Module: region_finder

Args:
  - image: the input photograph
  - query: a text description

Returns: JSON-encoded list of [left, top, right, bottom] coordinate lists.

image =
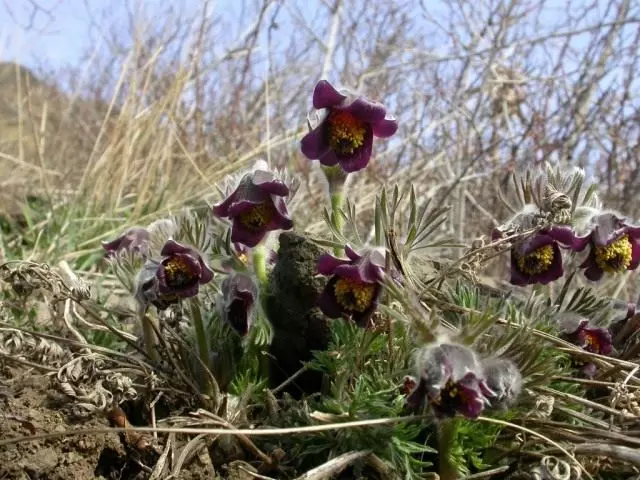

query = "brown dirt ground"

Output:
[[0, 366, 214, 480]]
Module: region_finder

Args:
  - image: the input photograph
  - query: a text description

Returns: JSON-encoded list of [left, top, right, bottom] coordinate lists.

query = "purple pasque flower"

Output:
[[220, 272, 258, 336], [563, 318, 613, 356], [560, 315, 613, 377], [482, 357, 522, 410], [213, 169, 293, 248], [493, 226, 581, 286], [406, 343, 494, 419], [316, 246, 385, 328], [573, 212, 640, 281], [134, 260, 179, 311], [102, 227, 150, 258], [156, 239, 214, 299], [300, 80, 398, 173]]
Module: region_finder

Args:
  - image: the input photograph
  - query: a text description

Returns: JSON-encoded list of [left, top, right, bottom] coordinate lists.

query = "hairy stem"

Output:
[[331, 191, 345, 256], [189, 298, 216, 401], [138, 305, 159, 362], [253, 244, 268, 286], [438, 419, 459, 480]]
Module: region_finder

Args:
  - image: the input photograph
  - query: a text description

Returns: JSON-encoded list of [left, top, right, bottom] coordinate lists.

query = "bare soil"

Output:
[[0, 366, 217, 480]]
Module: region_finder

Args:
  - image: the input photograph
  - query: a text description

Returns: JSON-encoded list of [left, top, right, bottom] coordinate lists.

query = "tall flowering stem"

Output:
[[252, 244, 269, 286], [138, 304, 159, 363], [330, 191, 345, 256], [189, 298, 217, 402], [437, 419, 459, 480]]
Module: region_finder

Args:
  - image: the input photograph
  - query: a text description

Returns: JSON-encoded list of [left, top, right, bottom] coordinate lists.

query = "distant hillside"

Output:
[[0, 62, 111, 215]]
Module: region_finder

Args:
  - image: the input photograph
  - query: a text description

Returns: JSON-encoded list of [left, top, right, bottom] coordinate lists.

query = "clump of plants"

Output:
[[2, 79, 640, 479]]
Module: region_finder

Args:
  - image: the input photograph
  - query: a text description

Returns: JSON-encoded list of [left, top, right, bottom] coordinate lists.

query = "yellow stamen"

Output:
[[515, 244, 555, 275], [164, 257, 196, 287], [238, 203, 274, 231], [333, 277, 376, 312], [594, 234, 632, 273], [327, 110, 367, 155]]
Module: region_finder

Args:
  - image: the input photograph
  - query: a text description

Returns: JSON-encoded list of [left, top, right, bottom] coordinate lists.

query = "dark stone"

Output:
[[264, 232, 331, 398]]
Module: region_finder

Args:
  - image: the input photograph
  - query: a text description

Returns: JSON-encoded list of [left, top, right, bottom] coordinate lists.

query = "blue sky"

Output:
[[1, 0, 599, 71], [0, 1, 214, 68]]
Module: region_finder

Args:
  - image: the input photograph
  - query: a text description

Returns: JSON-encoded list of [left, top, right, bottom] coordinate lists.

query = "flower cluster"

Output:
[[494, 209, 640, 286], [405, 343, 522, 419]]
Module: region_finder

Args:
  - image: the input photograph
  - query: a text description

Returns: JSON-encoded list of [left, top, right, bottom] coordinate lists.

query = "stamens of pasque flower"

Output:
[[333, 278, 376, 312], [164, 257, 196, 287], [595, 234, 632, 273], [516, 244, 555, 275], [239, 203, 275, 231], [327, 110, 367, 155]]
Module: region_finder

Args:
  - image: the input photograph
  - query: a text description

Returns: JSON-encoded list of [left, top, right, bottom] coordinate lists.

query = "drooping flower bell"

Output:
[[220, 272, 258, 336], [102, 227, 150, 258], [300, 80, 398, 173], [406, 343, 494, 419], [134, 240, 214, 310], [574, 212, 640, 281], [316, 246, 385, 328], [482, 357, 523, 410], [559, 314, 613, 377], [493, 226, 581, 286], [213, 169, 293, 248]]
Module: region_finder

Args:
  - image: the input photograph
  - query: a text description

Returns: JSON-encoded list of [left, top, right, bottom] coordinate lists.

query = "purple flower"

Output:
[[574, 213, 640, 281], [300, 80, 398, 173], [316, 246, 385, 328], [134, 261, 179, 311], [213, 169, 293, 248], [482, 358, 522, 410], [560, 316, 613, 377], [220, 272, 258, 336], [406, 343, 494, 419], [102, 227, 150, 258], [494, 226, 581, 286], [156, 239, 214, 298]]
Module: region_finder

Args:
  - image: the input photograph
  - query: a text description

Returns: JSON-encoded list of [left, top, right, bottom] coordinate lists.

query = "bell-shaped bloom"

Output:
[[156, 239, 213, 298], [482, 358, 523, 410], [220, 272, 258, 336], [559, 315, 613, 377], [493, 226, 581, 286], [102, 227, 150, 258], [300, 80, 398, 173], [134, 260, 179, 311], [213, 169, 293, 248], [406, 343, 494, 419], [316, 246, 385, 328], [573, 212, 640, 281]]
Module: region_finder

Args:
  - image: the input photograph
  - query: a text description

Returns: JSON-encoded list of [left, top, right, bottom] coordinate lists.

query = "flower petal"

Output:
[[546, 226, 580, 248], [338, 130, 373, 173], [317, 279, 345, 318], [317, 253, 351, 275], [344, 246, 361, 261], [318, 148, 340, 167], [213, 185, 241, 218], [301, 125, 331, 160], [231, 220, 267, 248], [313, 80, 347, 109], [252, 170, 290, 197], [372, 115, 398, 138], [161, 239, 191, 257], [346, 97, 386, 124], [269, 197, 294, 231], [629, 237, 640, 270], [584, 263, 604, 282]]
